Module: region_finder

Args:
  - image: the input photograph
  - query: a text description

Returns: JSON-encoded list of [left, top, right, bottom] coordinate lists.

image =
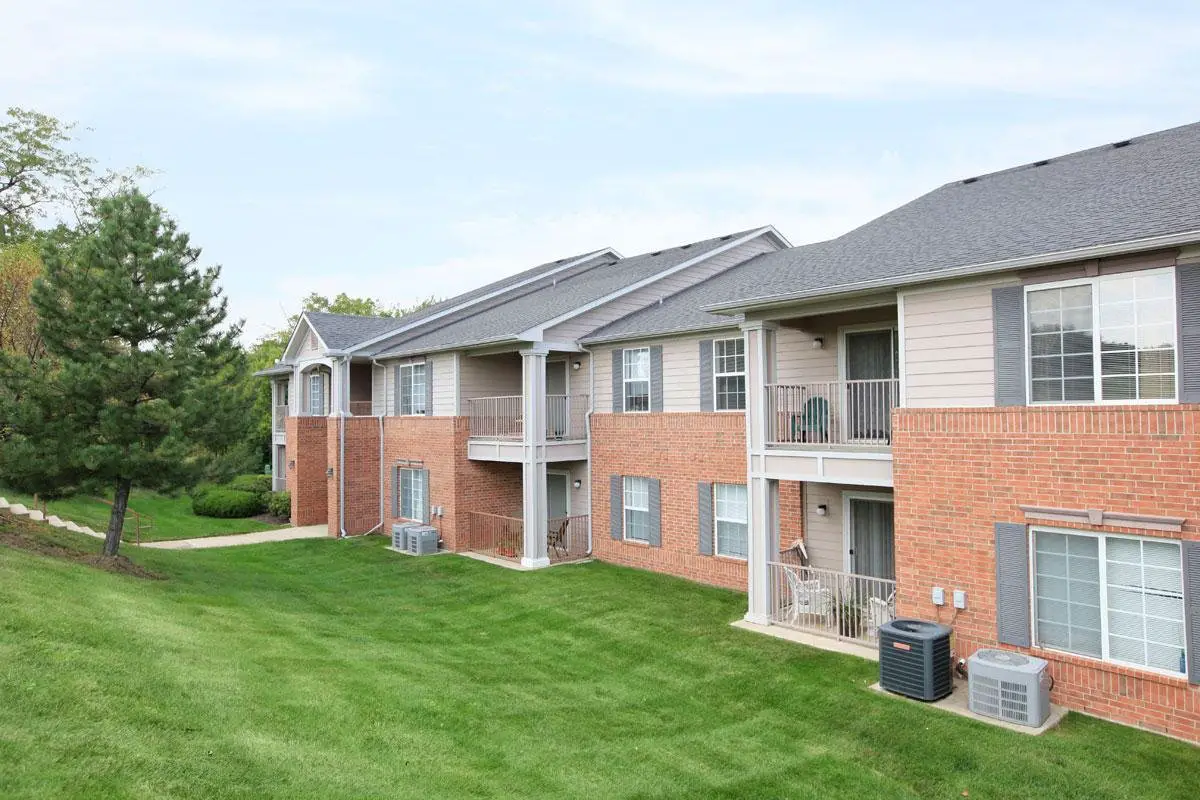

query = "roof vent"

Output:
[[680, 243, 692, 250], [650, 251, 662, 256], [555, 258, 564, 264], [1112, 139, 1131, 148], [962, 176, 979, 184], [1032, 159, 1049, 167], [720, 235, 733, 241]]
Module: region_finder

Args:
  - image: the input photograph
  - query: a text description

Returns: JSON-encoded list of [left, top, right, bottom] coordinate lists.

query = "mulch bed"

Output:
[[0, 518, 164, 579], [252, 513, 290, 525]]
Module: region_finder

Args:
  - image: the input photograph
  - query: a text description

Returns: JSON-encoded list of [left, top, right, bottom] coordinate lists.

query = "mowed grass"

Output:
[[0, 522, 1196, 799], [0, 485, 284, 541]]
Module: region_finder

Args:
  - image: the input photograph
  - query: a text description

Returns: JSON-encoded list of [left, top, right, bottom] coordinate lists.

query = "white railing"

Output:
[[467, 396, 523, 439], [766, 379, 899, 447], [546, 394, 589, 440], [273, 404, 288, 433], [767, 562, 897, 648]]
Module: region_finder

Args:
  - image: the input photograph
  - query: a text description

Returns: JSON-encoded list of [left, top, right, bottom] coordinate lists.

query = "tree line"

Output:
[[0, 108, 435, 556]]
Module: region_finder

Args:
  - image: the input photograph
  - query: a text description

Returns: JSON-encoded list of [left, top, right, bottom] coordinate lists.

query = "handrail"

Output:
[[765, 378, 899, 447]]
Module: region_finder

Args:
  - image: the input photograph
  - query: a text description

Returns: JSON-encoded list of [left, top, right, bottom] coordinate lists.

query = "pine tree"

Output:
[[0, 191, 248, 556]]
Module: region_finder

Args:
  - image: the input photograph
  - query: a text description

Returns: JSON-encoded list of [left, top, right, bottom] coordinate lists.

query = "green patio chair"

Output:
[[792, 396, 830, 443]]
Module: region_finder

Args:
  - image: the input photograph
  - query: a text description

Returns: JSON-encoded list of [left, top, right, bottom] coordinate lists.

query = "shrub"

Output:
[[266, 491, 291, 519], [227, 474, 272, 495], [192, 488, 264, 519]]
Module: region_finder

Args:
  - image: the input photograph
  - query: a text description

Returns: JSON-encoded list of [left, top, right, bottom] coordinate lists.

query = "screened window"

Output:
[[308, 372, 325, 415], [1033, 529, 1186, 675], [399, 363, 427, 416], [623, 476, 650, 542], [623, 348, 650, 412], [713, 338, 746, 411], [1027, 270, 1176, 403], [714, 483, 748, 559], [399, 468, 428, 521]]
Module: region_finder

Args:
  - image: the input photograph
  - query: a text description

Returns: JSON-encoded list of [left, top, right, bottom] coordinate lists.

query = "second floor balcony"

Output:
[[766, 379, 899, 449], [466, 394, 590, 462]]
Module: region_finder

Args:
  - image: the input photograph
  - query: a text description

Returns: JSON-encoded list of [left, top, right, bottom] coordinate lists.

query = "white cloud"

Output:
[[561, 1, 1200, 100], [1, 0, 376, 116]]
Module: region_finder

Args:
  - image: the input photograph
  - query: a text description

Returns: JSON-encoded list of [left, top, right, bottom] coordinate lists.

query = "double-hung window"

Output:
[[398, 363, 427, 416], [1027, 269, 1177, 403], [713, 338, 746, 411], [713, 483, 748, 558], [623, 476, 650, 542], [398, 468, 428, 521], [1033, 529, 1186, 675], [623, 348, 650, 412], [308, 372, 325, 415]]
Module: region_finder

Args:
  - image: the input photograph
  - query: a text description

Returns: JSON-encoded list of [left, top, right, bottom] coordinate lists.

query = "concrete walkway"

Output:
[[140, 525, 329, 550]]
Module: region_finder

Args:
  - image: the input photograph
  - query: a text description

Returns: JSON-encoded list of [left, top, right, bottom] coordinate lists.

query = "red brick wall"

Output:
[[893, 406, 1200, 742], [590, 412, 749, 590], [286, 416, 328, 527], [326, 417, 383, 536], [779, 480, 804, 547]]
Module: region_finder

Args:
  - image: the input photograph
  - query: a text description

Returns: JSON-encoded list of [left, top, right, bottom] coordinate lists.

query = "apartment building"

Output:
[[261, 121, 1200, 741]]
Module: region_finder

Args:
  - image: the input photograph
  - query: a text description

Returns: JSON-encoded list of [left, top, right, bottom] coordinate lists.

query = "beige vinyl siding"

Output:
[[776, 326, 839, 384], [802, 483, 894, 571], [458, 352, 523, 401], [371, 363, 386, 416], [294, 322, 322, 359], [563, 460, 589, 517], [901, 275, 1018, 408], [379, 355, 438, 415], [546, 237, 779, 342], [593, 332, 740, 413], [431, 354, 456, 416]]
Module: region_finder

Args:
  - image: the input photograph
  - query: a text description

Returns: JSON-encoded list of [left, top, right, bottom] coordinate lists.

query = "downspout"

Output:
[[370, 358, 388, 536], [583, 346, 595, 556], [338, 359, 348, 537]]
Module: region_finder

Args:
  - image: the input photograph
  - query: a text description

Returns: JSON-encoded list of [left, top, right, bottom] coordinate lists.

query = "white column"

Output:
[[742, 321, 777, 624], [520, 347, 550, 568], [332, 357, 351, 416]]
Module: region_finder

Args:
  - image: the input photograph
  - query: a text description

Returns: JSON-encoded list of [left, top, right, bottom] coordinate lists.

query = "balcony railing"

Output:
[[767, 562, 896, 648], [467, 394, 590, 440], [273, 404, 288, 433], [349, 401, 375, 417], [766, 379, 899, 448], [463, 511, 590, 564]]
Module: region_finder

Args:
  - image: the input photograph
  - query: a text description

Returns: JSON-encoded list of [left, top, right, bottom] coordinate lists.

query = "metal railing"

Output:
[[273, 404, 288, 433], [463, 511, 524, 561], [546, 394, 589, 440], [547, 514, 589, 563], [766, 379, 899, 447], [467, 396, 523, 439], [767, 562, 897, 648]]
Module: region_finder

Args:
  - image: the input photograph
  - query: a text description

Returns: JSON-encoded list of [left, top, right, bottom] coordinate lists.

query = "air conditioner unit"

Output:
[[878, 619, 953, 701], [406, 526, 440, 556], [391, 523, 420, 552], [968, 649, 1051, 727]]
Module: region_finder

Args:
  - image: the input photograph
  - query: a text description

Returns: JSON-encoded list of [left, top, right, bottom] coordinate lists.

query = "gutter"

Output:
[[702, 228, 1200, 315]]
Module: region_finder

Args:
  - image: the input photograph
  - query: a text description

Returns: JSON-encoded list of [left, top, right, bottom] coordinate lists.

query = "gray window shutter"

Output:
[[650, 345, 664, 413], [611, 349, 623, 413], [1183, 540, 1200, 684], [391, 467, 400, 518], [699, 340, 714, 412], [423, 359, 433, 415], [1176, 265, 1200, 403], [420, 469, 431, 523], [648, 478, 662, 547], [995, 522, 1031, 647], [697, 481, 714, 555], [992, 286, 1026, 406], [609, 475, 623, 540], [394, 366, 403, 415]]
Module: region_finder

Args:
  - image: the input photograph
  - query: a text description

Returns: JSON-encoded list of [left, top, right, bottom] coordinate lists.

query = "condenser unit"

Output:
[[406, 526, 440, 555], [967, 649, 1051, 727], [391, 523, 420, 552], [878, 619, 953, 701]]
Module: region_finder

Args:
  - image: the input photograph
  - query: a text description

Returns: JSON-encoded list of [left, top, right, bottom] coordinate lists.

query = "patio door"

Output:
[[546, 361, 568, 438], [846, 496, 894, 580], [547, 473, 570, 519], [842, 328, 898, 442]]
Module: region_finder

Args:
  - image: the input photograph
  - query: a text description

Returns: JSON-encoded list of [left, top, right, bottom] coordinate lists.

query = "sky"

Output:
[[5, 0, 1200, 341]]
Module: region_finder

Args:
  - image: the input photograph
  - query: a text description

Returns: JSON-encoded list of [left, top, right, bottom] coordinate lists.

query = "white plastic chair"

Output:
[[782, 568, 833, 624]]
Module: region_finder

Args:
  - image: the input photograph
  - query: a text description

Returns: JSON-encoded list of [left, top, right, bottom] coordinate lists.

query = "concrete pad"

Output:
[[47, 516, 68, 528], [869, 679, 1069, 736], [65, 522, 83, 532], [27, 510, 44, 522], [8, 504, 28, 516], [140, 525, 330, 550], [0, 497, 9, 509], [732, 619, 879, 661]]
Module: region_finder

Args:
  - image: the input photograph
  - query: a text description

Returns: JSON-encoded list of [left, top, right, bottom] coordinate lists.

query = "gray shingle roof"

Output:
[[364, 228, 764, 356], [708, 119, 1200, 310], [304, 312, 404, 351]]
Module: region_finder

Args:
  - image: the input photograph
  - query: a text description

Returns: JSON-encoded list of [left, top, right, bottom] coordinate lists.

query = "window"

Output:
[[713, 338, 746, 411], [308, 372, 325, 415], [1033, 529, 1186, 675], [398, 363, 427, 416], [623, 476, 650, 542], [398, 468, 428, 521], [714, 483, 748, 558], [623, 348, 650, 412], [1027, 270, 1176, 403]]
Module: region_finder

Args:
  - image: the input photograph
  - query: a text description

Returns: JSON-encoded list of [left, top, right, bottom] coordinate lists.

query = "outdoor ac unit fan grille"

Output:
[[968, 675, 1031, 722], [967, 649, 1051, 728]]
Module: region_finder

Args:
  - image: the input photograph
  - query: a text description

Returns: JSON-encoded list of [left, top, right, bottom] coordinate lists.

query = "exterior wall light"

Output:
[[811, 337, 824, 349], [572, 361, 582, 370], [573, 479, 582, 489], [816, 504, 828, 516]]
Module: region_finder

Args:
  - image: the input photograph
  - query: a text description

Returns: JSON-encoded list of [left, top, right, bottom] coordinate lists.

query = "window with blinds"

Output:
[[714, 483, 748, 558], [623, 476, 650, 542]]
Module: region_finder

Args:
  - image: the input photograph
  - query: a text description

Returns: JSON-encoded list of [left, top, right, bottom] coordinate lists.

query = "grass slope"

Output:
[[0, 486, 284, 541], [0, 522, 1196, 799]]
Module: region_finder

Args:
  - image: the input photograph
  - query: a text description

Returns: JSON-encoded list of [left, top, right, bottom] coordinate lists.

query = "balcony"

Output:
[[273, 404, 288, 435], [349, 401, 375, 417], [466, 394, 590, 462], [462, 512, 589, 565], [766, 563, 896, 650]]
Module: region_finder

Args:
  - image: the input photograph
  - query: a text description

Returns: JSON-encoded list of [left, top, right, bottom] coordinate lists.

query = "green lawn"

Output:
[[0, 521, 1196, 799], [0, 485, 285, 542]]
